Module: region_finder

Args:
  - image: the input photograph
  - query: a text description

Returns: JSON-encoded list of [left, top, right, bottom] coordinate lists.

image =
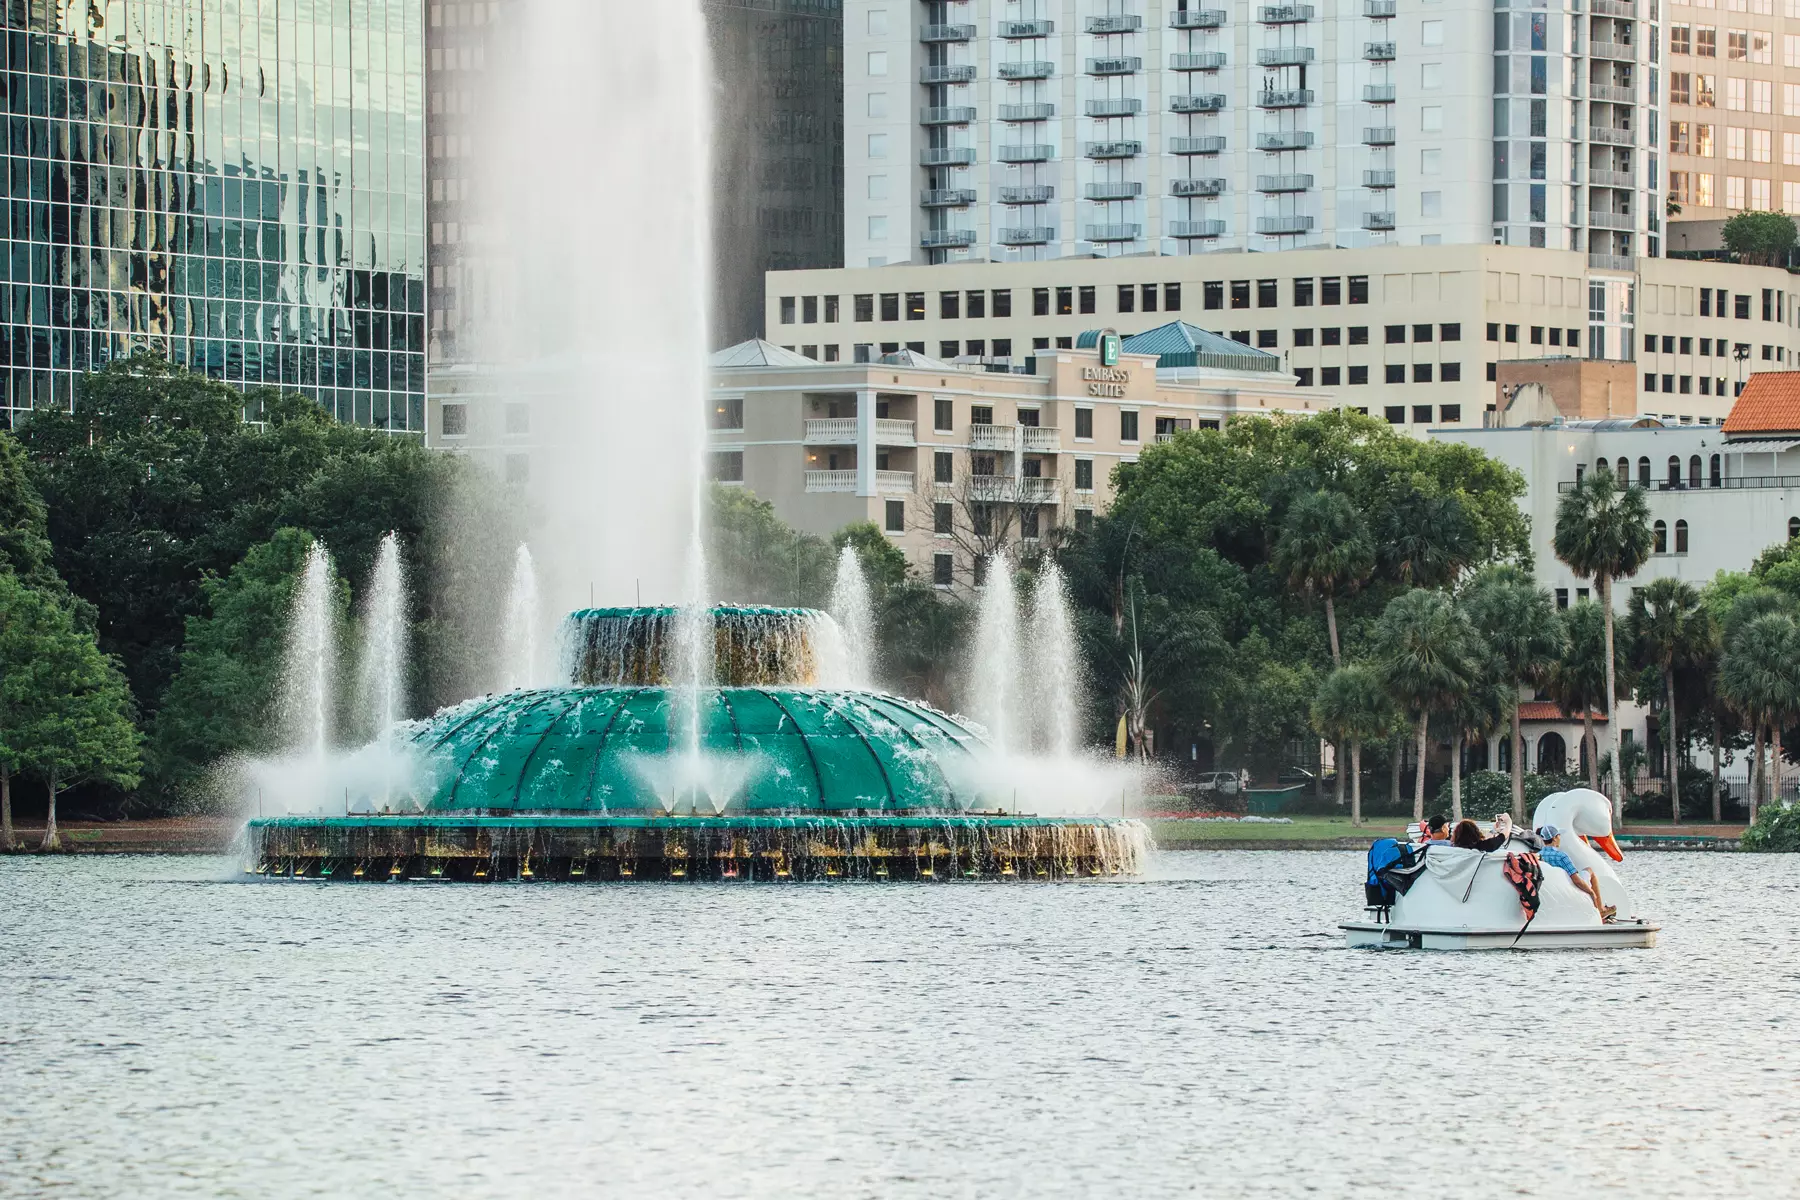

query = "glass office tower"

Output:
[[2, 0, 426, 430]]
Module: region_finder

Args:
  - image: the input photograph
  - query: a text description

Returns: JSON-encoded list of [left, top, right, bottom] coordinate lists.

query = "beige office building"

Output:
[[1663, 0, 1800, 242], [764, 243, 1800, 427]]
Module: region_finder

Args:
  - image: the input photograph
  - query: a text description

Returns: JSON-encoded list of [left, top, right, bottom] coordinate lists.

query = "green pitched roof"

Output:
[[1076, 321, 1283, 372]]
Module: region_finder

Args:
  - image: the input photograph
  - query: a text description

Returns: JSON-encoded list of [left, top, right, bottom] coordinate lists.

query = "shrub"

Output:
[[1721, 211, 1798, 266], [1741, 803, 1800, 851]]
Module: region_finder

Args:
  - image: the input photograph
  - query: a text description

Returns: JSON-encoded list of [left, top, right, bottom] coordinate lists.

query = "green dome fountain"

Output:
[[246, 606, 1147, 881]]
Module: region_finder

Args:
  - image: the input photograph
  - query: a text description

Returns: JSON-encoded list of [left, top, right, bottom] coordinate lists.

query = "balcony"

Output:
[[1258, 88, 1315, 108], [1171, 93, 1228, 113], [1363, 84, 1396, 103], [1589, 125, 1635, 146], [1086, 56, 1143, 75], [920, 229, 977, 248], [1087, 14, 1143, 33], [1362, 126, 1395, 145], [802, 419, 917, 446], [1592, 0, 1636, 14], [1365, 41, 1396, 59], [998, 226, 1056, 245], [1086, 223, 1143, 242], [920, 64, 977, 84], [1022, 426, 1063, 453], [1363, 211, 1396, 230], [921, 188, 977, 207], [805, 470, 856, 493], [971, 424, 1017, 451], [920, 146, 976, 166], [1256, 46, 1315, 66], [1087, 97, 1144, 117], [876, 471, 916, 496], [998, 19, 1054, 37], [1257, 215, 1314, 235], [1171, 177, 1227, 196], [968, 476, 1019, 503], [1257, 173, 1313, 192], [1171, 219, 1226, 238], [1589, 168, 1634, 187], [1086, 181, 1144, 201], [999, 184, 1056, 203], [920, 106, 977, 126], [920, 24, 976, 42], [1258, 130, 1315, 150], [1588, 251, 1636, 271], [1590, 83, 1635, 104], [1588, 210, 1635, 230], [1364, 0, 1396, 15], [1590, 41, 1636, 62], [1170, 51, 1228, 70], [1258, 4, 1315, 22], [1363, 169, 1395, 188], [997, 60, 1054, 80], [1172, 135, 1228, 154], [997, 143, 1056, 163], [1171, 9, 1228, 28], [1018, 477, 1064, 505], [1086, 140, 1144, 158], [999, 102, 1056, 121]]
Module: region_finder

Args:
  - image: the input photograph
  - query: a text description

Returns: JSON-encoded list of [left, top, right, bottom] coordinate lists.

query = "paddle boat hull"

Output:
[[1342, 919, 1658, 951]]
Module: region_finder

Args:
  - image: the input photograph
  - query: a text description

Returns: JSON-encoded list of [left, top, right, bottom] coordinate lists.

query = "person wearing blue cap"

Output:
[[1537, 824, 1612, 920]]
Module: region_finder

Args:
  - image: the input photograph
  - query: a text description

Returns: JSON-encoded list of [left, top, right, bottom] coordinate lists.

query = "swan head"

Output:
[[1533, 788, 1623, 861]]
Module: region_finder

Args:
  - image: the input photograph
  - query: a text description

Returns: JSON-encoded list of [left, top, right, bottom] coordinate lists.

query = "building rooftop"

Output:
[[711, 339, 820, 368], [1723, 371, 1800, 437], [1076, 321, 1282, 373]]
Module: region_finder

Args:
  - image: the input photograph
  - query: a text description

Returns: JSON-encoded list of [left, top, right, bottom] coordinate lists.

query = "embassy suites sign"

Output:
[[1081, 365, 1131, 398]]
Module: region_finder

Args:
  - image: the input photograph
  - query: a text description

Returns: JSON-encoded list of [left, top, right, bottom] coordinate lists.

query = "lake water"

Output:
[[3, 851, 1798, 1198]]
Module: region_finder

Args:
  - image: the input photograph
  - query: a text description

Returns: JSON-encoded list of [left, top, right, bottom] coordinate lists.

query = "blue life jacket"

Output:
[[1365, 838, 1423, 906]]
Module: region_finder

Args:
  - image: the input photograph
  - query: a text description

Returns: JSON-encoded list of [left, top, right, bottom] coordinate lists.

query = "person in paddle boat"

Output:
[[1537, 824, 1614, 922], [1450, 818, 1508, 852]]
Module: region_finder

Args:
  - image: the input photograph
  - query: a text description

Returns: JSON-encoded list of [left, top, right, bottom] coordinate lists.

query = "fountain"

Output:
[[969, 551, 1023, 753], [279, 543, 337, 766], [1029, 560, 1082, 758], [828, 546, 874, 690], [498, 544, 541, 691]]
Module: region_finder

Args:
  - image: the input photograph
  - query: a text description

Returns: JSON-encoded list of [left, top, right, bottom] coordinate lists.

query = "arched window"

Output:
[[1654, 520, 1668, 553], [1668, 456, 1682, 487], [1637, 456, 1651, 487], [1617, 459, 1631, 486], [1536, 732, 1568, 776], [1689, 455, 1702, 488], [1789, 517, 1799, 541], [1596, 457, 1610, 478], [1675, 519, 1689, 553], [1711, 454, 1723, 487]]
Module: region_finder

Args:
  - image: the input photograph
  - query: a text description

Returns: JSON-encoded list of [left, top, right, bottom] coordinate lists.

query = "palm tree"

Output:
[[1552, 469, 1653, 821], [1624, 577, 1714, 822], [1434, 665, 1512, 822], [1462, 565, 1568, 820], [1720, 610, 1800, 822], [1272, 490, 1374, 668], [1718, 588, 1797, 818], [1544, 601, 1609, 793], [1377, 492, 1478, 590], [1373, 588, 1483, 820], [1311, 663, 1396, 826]]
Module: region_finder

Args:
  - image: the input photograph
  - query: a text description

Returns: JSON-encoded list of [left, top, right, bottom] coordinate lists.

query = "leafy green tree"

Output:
[[1377, 491, 1480, 590], [834, 521, 909, 594], [1720, 604, 1800, 820], [1373, 588, 1485, 819], [1271, 490, 1374, 666], [1311, 663, 1396, 825], [0, 432, 60, 592], [1721, 210, 1798, 266], [147, 529, 349, 810], [1462, 565, 1568, 819], [1552, 468, 1653, 819], [707, 484, 836, 605], [1434, 659, 1513, 823], [0, 572, 140, 849], [1545, 601, 1610, 792], [1624, 577, 1715, 820]]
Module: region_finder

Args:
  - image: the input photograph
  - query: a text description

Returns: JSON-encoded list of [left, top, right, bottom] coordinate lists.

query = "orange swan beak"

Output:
[[1587, 833, 1624, 862]]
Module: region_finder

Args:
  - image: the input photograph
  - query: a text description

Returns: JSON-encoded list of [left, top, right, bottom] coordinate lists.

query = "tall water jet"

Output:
[[969, 550, 1022, 753], [280, 542, 337, 762], [357, 533, 409, 741], [499, 544, 541, 691], [829, 545, 875, 690], [1029, 559, 1083, 759], [478, 0, 713, 615]]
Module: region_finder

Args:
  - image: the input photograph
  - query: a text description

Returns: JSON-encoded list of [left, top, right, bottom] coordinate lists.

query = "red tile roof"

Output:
[[1517, 701, 1606, 722], [1723, 372, 1800, 436]]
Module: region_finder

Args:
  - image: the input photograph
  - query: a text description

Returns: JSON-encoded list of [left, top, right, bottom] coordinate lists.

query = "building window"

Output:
[[1079, 286, 1096, 314], [934, 553, 953, 587], [939, 341, 960, 360], [1204, 281, 1224, 310], [1348, 276, 1369, 304], [1120, 410, 1139, 441], [1712, 455, 1723, 486], [712, 450, 745, 483], [1412, 404, 1433, 423], [1555, 588, 1569, 609], [940, 292, 960, 319], [1441, 363, 1462, 382], [966, 291, 986, 318], [1349, 366, 1369, 385], [1034, 288, 1051, 316], [1689, 456, 1703, 488], [1348, 327, 1369, 345], [1385, 325, 1406, 344], [1675, 520, 1689, 554], [1257, 330, 1279, 348], [780, 297, 796, 324], [1441, 323, 1461, 342], [1486, 363, 1497, 381], [1384, 405, 1405, 424], [1057, 286, 1074, 315], [934, 450, 953, 483], [1075, 407, 1094, 439], [1668, 456, 1682, 487], [1296, 368, 1315, 386], [1258, 279, 1279, 307], [993, 291, 1013, 318], [935, 398, 954, 432], [1322, 367, 1341, 386], [441, 403, 468, 436], [1118, 285, 1136, 313], [1231, 280, 1251, 308], [1654, 520, 1668, 554], [1487, 322, 1499, 341], [802, 297, 818, 324], [1638, 457, 1651, 487], [1440, 404, 1462, 422], [1075, 459, 1094, 491], [971, 405, 993, 425], [1294, 278, 1315, 307], [1294, 329, 1315, 347], [934, 502, 953, 535], [884, 500, 905, 533], [1075, 509, 1095, 532], [711, 397, 744, 430], [906, 293, 925, 320], [880, 294, 900, 321], [505, 453, 529, 485], [1321, 277, 1342, 305], [1165, 283, 1181, 311], [1141, 284, 1159, 313], [1385, 364, 1406, 383], [855, 295, 875, 321], [1020, 508, 1041, 539]]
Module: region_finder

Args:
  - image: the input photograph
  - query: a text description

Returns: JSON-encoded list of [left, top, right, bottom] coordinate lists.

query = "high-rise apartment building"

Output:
[[2, 0, 428, 429], [1663, 0, 1799, 241], [845, 0, 1658, 272], [425, 0, 843, 363]]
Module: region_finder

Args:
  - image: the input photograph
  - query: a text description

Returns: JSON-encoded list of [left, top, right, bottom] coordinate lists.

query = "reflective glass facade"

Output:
[[2, 0, 426, 429]]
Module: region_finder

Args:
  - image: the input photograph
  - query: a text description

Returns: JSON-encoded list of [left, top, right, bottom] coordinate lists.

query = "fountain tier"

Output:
[[566, 606, 839, 687]]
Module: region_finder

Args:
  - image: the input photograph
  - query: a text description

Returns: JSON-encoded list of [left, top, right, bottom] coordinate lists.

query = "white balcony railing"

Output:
[[968, 476, 1018, 502], [805, 470, 857, 493], [971, 423, 1017, 450], [876, 470, 916, 495], [1022, 426, 1063, 453], [1018, 478, 1063, 504], [876, 419, 916, 445], [804, 418, 857, 443]]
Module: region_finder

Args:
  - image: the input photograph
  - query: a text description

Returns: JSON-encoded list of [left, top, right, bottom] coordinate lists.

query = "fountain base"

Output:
[[245, 814, 1149, 882]]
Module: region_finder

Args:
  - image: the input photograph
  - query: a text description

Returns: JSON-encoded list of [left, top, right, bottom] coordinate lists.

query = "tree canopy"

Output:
[[1720, 211, 1798, 266]]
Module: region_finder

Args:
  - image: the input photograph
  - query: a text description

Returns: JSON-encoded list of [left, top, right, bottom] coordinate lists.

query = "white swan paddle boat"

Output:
[[1342, 788, 1659, 950]]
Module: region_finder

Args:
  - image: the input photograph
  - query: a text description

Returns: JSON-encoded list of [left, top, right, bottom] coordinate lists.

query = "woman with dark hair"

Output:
[[1451, 818, 1508, 852]]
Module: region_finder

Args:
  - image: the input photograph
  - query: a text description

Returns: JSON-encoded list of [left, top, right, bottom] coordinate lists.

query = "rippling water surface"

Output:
[[4, 851, 1798, 1198]]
